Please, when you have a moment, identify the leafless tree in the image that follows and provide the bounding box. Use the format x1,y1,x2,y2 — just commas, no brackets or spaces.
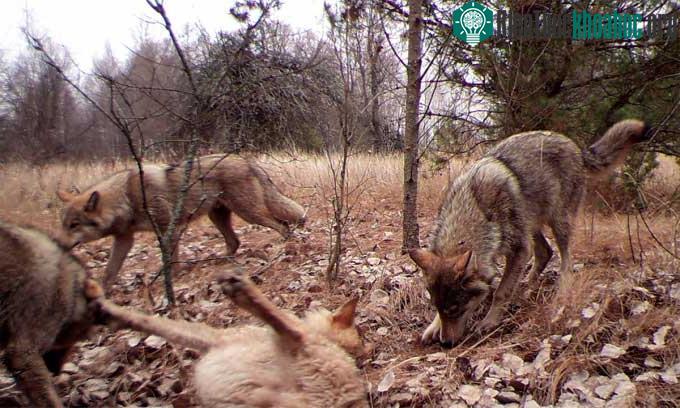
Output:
24,0,280,303
402,0,424,251
322,1,375,284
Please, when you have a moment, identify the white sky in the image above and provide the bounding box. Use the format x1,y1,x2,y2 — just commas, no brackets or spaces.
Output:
0,0,328,69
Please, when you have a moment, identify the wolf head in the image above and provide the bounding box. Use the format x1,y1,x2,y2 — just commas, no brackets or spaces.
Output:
409,249,490,346
57,190,110,246
303,297,371,359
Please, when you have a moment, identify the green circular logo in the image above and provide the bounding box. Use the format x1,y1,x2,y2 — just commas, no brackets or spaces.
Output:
452,2,494,46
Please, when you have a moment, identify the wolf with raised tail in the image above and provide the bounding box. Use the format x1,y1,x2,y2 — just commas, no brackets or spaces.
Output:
94,270,369,407
57,154,306,291
0,221,104,407
410,120,650,346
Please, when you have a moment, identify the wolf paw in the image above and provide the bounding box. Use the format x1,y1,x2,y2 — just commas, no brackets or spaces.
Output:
475,314,501,335
217,268,248,297
421,316,442,345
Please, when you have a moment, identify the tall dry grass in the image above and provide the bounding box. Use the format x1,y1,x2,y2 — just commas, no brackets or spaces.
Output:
591,154,680,214
0,160,128,231
0,151,677,232
259,152,472,215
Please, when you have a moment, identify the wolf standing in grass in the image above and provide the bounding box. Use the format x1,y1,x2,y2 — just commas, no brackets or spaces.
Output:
410,120,650,346
0,221,104,407
57,154,306,290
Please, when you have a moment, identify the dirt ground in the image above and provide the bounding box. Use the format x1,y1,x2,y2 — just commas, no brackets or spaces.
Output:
0,155,679,407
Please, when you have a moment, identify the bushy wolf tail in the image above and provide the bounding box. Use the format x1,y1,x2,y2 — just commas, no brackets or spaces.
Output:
250,163,306,225
583,119,651,177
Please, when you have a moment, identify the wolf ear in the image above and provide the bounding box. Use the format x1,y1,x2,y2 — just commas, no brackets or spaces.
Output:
57,190,73,202
84,191,100,212
332,297,359,329
409,248,439,272
454,250,472,272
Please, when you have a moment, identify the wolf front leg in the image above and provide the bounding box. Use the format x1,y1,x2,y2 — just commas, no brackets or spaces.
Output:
103,233,134,291
477,246,530,334
421,313,442,345
218,270,306,352
5,342,63,408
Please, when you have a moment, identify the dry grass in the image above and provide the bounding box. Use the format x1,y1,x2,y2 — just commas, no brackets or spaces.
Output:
0,160,128,232
0,153,679,407
590,154,680,214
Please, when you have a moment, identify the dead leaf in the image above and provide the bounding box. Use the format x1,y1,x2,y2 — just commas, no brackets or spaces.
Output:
367,257,381,266
458,384,482,405
653,325,671,348
144,335,167,349
581,303,600,319
631,301,651,316
377,369,395,393
600,344,626,359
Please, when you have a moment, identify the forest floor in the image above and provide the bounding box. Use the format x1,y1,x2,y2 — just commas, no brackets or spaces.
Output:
0,154,679,407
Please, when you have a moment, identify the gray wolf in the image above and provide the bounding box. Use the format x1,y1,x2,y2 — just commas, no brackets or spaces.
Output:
94,270,368,407
57,154,306,290
410,119,650,346
0,221,104,407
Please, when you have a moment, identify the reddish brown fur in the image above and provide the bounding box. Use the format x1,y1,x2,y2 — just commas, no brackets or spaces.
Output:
57,154,306,290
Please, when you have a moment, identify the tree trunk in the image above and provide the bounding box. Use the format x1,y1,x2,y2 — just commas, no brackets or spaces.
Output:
402,0,423,252
367,8,383,151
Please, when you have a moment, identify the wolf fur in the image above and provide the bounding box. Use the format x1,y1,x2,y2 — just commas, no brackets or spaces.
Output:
94,270,368,408
57,154,306,290
410,119,650,346
0,221,104,407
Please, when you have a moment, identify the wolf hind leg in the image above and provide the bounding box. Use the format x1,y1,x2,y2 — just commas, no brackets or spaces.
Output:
477,244,530,333
223,196,291,238
526,231,553,283
96,299,221,353
218,269,305,352
5,341,63,408
208,205,240,255
549,219,573,286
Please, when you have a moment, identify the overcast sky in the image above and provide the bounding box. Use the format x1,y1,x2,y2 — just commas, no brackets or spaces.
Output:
0,0,327,68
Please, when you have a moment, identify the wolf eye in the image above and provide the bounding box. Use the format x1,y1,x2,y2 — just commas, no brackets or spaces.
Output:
69,221,80,229
443,306,460,317
458,240,465,246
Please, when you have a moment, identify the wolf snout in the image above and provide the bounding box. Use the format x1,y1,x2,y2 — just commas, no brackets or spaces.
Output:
53,231,80,251
439,339,455,349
